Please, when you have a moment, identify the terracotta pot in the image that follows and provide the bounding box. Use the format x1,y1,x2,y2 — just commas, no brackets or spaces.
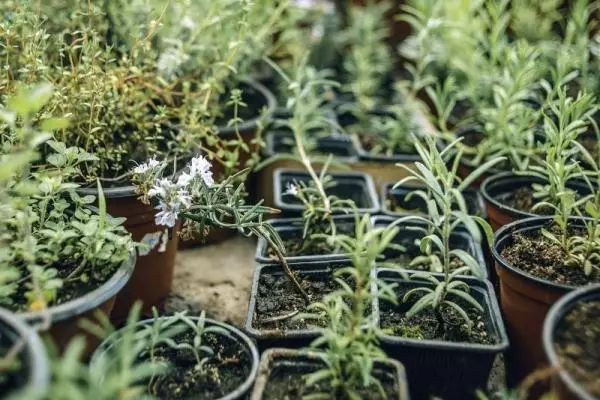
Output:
0,308,49,398
543,284,600,400
20,251,135,357
78,185,180,320
482,172,592,232
492,217,585,383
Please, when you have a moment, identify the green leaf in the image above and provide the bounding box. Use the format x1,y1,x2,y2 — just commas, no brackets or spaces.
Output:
458,157,506,191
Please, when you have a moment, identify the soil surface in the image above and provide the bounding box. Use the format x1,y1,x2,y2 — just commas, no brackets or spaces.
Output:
253,268,347,331
386,191,482,216
148,331,251,400
260,360,398,400
359,133,415,157
500,228,600,286
553,299,600,397
379,287,496,344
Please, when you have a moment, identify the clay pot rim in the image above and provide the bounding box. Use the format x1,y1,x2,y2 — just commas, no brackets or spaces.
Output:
481,172,592,221
542,284,600,400
217,78,277,137
492,216,593,292
0,307,49,396
251,348,410,400
19,250,136,326
93,315,260,400
373,268,510,353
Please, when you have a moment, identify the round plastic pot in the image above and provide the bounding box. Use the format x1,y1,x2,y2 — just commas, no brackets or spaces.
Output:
256,130,358,208
492,216,587,382
543,284,600,400
254,215,359,264
273,168,380,218
481,172,591,232
250,348,410,400
0,308,49,399
371,215,489,279
92,315,259,400
20,250,135,356
78,184,180,320
245,260,354,352
373,268,509,400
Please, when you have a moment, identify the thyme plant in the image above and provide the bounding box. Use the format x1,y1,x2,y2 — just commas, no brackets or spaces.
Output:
396,136,502,330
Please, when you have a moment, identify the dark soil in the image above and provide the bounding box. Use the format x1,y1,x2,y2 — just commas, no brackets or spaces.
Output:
500,227,600,286
148,330,251,400
380,253,467,274
260,359,398,400
280,176,372,210
379,287,496,344
215,83,267,126
579,135,599,167
0,337,25,396
253,269,344,331
8,259,120,312
500,186,539,213
266,223,355,259
553,299,600,397
386,190,482,216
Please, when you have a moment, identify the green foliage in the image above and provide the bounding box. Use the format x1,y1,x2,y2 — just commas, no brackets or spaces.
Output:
394,135,502,329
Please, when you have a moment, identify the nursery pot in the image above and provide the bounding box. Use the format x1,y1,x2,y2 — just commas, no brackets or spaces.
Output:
0,308,49,399
492,217,590,383
373,268,509,400
245,260,354,352
481,172,591,232
79,184,180,320
273,168,380,217
255,214,359,264
93,315,259,400
250,348,410,400
543,284,600,400
371,215,489,279
20,250,135,356
257,130,358,208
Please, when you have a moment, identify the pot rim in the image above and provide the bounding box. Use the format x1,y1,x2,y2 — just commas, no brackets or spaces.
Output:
492,216,594,291
0,307,49,396
93,315,260,400
19,249,136,326
542,284,600,400
273,167,380,214
264,130,358,162
217,78,277,136
373,268,509,353
251,347,409,400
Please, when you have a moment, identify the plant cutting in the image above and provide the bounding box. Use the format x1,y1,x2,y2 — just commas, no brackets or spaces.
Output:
0,84,136,353
371,135,508,399
543,284,600,400
92,305,259,400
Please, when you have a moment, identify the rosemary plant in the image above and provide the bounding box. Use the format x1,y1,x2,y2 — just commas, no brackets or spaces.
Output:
395,135,502,330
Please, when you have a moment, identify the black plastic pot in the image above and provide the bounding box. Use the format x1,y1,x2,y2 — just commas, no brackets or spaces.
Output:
19,250,135,356
245,260,354,352
255,214,359,264
0,308,49,399
543,284,600,400
273,168,380,217
491,217,590,383
481,172,592,231
371,215,489,279
250,348,410,400
92,315,259,400
373,268,509,400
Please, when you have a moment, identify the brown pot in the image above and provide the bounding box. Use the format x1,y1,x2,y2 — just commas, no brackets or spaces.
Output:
20,251,135,357
482,173,592,232
492,217,581,383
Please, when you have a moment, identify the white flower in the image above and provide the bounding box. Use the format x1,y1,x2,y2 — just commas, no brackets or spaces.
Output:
182,16,196,29
177,172,193,187
155,201,180,228
148,178,174,199
177,188,192,208
285,183,298,196
189,155,214,187
133,157,161,174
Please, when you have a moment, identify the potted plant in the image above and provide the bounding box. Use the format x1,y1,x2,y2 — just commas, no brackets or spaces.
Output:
543,284,600,400
372,136,508,399
0,85,136,354
482,86,598,231
92,308,259,400
0,308,49,400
